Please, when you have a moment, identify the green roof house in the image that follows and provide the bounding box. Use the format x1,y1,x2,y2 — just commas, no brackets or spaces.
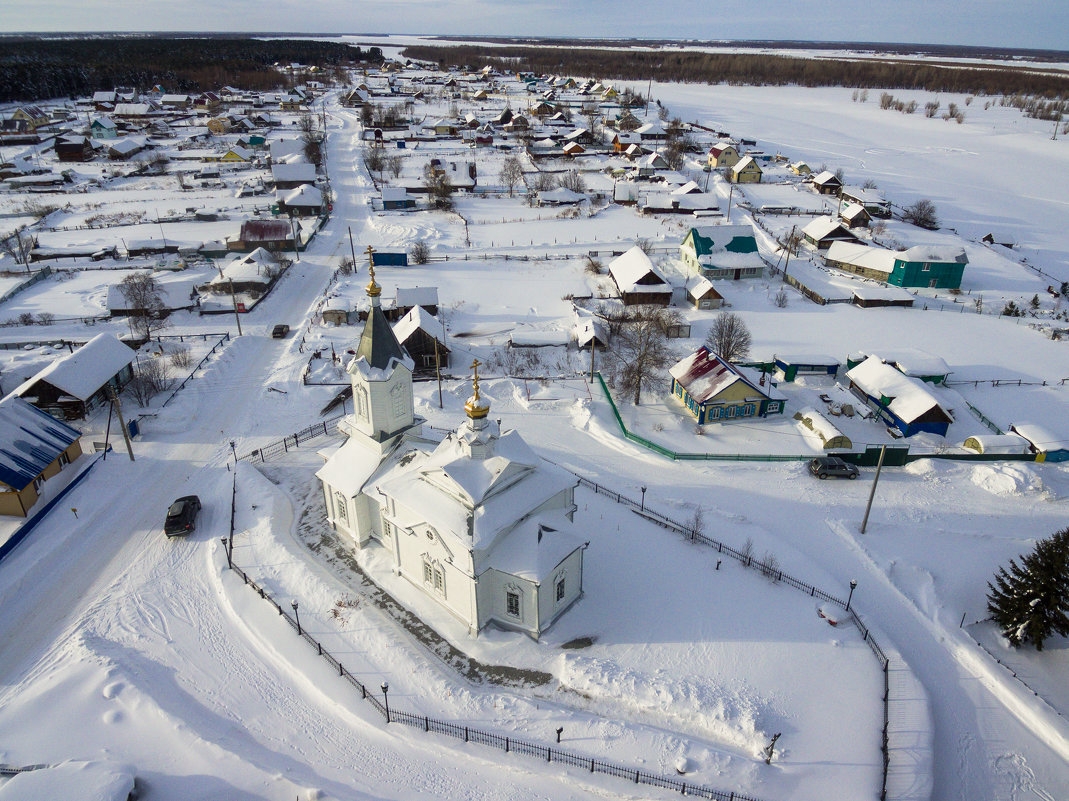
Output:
825,242,967,290
680,224,764,280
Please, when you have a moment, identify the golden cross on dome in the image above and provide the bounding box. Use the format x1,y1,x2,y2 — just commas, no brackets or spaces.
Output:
364,245,380,297
470,358,482,402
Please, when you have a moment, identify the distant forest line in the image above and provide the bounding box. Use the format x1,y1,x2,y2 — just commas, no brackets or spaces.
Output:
402,43,1069,99
0,37,377,103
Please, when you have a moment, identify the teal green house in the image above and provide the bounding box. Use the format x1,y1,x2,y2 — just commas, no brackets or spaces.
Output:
679,225,764,280
825,242,967,290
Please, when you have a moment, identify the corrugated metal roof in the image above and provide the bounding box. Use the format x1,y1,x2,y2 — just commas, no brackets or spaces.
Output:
0,396,81,491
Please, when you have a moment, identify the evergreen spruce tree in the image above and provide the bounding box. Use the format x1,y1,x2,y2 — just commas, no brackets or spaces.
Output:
986,527,1069,651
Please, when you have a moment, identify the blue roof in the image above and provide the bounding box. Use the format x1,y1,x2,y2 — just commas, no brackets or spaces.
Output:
0,396,81,491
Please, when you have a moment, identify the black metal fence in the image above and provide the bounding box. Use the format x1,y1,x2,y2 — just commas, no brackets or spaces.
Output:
222,544,761,801
235,414,345,463
573,475,892,800
236,415,897,799
159,332,232,409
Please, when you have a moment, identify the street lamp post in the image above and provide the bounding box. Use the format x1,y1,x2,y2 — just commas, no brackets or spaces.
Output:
846,579,858,613
381,681,390,724
291,600,301,636
230,439,237,466
640,486,647,512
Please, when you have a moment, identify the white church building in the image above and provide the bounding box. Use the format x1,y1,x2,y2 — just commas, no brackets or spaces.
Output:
317,254,587,639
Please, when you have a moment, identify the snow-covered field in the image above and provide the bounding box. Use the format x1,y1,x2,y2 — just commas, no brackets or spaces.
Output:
1,46,1068,801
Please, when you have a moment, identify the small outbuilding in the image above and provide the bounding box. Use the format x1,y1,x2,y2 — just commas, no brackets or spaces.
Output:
961,433,1032,455
774,355,839,383
794,407,853,450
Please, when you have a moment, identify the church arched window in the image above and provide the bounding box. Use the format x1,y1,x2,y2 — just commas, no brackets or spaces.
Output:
334,491,348,524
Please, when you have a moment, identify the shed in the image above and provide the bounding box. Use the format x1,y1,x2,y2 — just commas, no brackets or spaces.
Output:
774,355,839,382
961,433,1032,455
794,407,852,450
685,274,724,310
382,187,416,210
1008,424,1069,462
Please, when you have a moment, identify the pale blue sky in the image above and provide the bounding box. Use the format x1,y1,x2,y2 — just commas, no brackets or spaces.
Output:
3,0,1066,51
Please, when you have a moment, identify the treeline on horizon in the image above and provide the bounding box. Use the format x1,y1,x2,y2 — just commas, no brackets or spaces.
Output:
0,38,380,103
402,44,1069,99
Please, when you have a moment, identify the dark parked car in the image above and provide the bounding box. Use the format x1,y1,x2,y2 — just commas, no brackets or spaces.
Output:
271,324,290,338
808,456,859,480
164,495,202,536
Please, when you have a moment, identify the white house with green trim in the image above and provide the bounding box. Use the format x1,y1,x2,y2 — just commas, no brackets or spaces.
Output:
680,224,764,280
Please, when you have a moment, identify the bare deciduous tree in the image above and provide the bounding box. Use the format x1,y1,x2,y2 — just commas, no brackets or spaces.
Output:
128,354,172,407
903,198,939,230
706,311,752,362
559,169,586,194
422,162,455,211
119,272,168,340
499,155,524,197
410,240,430,264
603,305,681,405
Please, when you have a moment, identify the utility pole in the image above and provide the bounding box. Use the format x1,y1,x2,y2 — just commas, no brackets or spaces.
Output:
434,334,443,409
107,385,135,461
348,226,358,270
289,215,301,262
781,225,797,283
860,445,887,534
589,333,596,382
228,278,243,336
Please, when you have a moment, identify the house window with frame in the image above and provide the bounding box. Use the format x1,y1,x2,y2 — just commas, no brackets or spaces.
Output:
33,475,45,492
922,263,931,272
58,451,71,468
767,401,781,413
555,577,566,603
506,590,521,618
744,403,755,417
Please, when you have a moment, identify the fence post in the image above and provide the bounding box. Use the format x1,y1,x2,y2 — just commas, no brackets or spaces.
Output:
505,737,509,753
465,726,469,742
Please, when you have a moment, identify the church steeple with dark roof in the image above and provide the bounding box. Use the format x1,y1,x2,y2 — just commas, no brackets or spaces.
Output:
355,245,409,370
345,245,416,444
